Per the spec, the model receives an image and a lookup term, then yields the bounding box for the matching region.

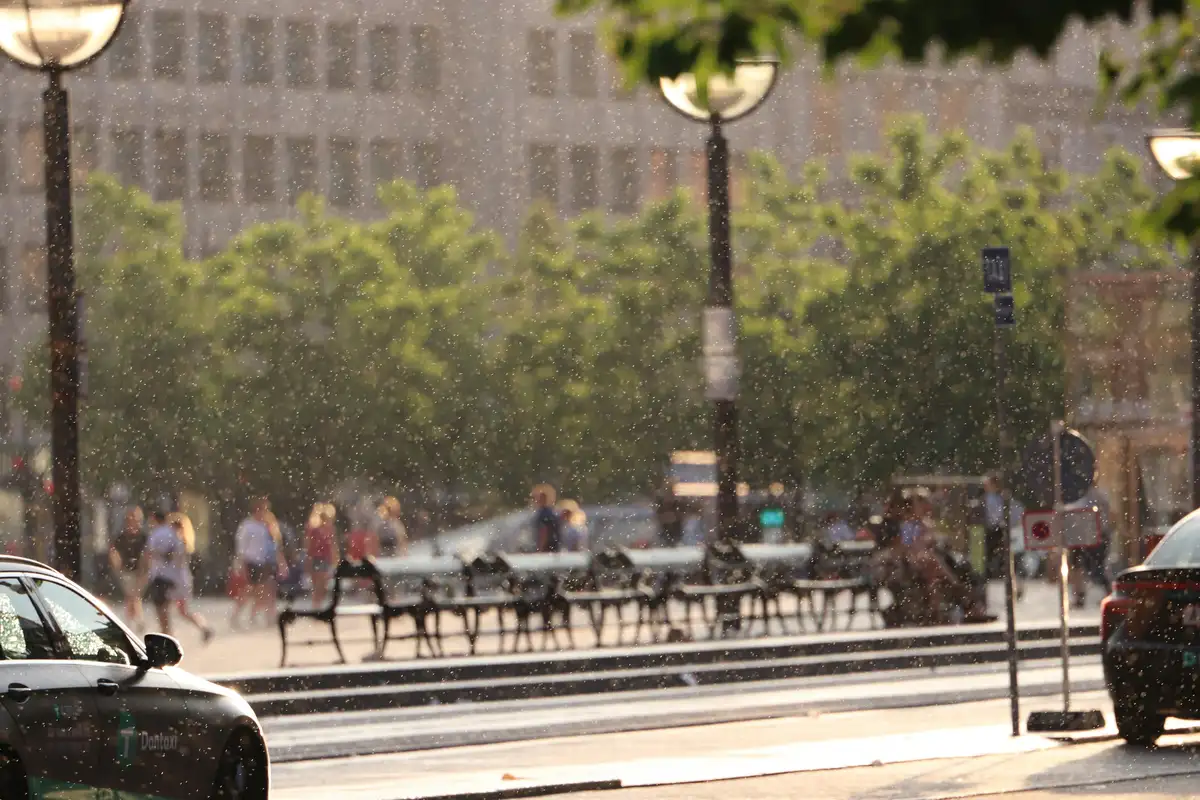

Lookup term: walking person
[233,497,284,628]
[376,496,409,557]
[558,499,589,552]
[108,507,146,633]
[655,482,684,547]
[982,475,1007,581]
[531,484,562,553]
[305,503,339,609]
[142,511,213,640]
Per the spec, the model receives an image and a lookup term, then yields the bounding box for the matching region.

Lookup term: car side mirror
[143,633,183,668]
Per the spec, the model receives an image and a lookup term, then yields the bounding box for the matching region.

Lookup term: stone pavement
[117,577,1100,677]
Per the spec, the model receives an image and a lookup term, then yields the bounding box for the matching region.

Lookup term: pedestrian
[163,512,214,640]
[108,506,146,632]
[233,497,283,628]
[982,475,1007,581]
[142,511,214,641]
[557,499,589,552]
[375,496,409,557]
[655,481,684,547]
[305,503,339,609]
[531,484,562,553]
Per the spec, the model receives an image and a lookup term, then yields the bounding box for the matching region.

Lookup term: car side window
[0,579,55,660]
[33,580,134,666]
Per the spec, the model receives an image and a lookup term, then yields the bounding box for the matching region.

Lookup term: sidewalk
[128,577,1100,677]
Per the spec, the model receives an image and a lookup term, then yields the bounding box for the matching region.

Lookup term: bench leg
[329,618,346,664]
[278,617,289,668]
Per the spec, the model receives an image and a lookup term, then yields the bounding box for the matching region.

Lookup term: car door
[0,576,102,797]
[30,577,192,800]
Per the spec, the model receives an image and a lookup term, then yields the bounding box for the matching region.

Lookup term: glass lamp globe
[659,58,780,123]
[0,0,128,70]
[1148,130,1200,181]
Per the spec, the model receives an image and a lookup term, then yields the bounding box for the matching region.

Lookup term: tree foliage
[16,122,1170,520]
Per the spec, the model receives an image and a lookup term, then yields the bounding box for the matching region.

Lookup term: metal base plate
[1026,709,1107,733]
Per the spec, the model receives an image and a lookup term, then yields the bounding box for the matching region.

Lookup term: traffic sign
[1017,428,1095,509]
[983,247,1013,294]
[1023,510,1058,551]
[1021,508,1102,551]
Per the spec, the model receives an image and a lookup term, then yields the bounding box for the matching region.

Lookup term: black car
[1103,509,1200,746]
[0,555,268,799]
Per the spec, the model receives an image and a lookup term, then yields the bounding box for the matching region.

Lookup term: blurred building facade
[1065,271,1192,565]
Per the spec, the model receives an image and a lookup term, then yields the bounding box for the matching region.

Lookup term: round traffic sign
[1017,428,1096,509]
[1031,520,1053,542]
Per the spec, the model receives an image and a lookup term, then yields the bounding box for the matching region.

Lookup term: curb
[395,781,623,800]
[267,673,1109,763]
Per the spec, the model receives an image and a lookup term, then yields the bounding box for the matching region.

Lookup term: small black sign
[994,294,1015,327]
[983,247,1012,294]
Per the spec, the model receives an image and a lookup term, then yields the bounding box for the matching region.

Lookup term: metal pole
[43,70,82,581]
[707,115,738,544]
[995,316,1020,737]
[1191,251,1200,510]
[1052,419,1069,712]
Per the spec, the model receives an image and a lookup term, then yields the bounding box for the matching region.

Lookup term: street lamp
[1147,129,1200,511]
[0,0,130,579]
[659,58,779,543]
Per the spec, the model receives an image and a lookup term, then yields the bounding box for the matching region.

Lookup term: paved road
[271,684,1161,799]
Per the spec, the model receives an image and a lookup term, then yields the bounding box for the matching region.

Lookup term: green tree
[18,175,217,498]
[744,119,1170,490]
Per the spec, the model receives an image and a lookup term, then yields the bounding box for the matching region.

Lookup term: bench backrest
[330,558,387,608]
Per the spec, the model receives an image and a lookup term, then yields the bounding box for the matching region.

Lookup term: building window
[369,138,403,200]
[198,13,230,84]
[368,25,399,93]
[568,32,597,98]
[111,128,144,189]
[649,147,678,199]
[19,124,43,192]
[329,138,359,208]
[152,10,186,81]
[286,137,318,204]
[569,145,599,212]
[327,22,357,90]
[284,20,317,88]
[528,144,558,205]
[413,140,441,190]
[244,135,276,204]
[242,16,274,86]
[198,133,231,202]
[527,29,556,97]
[611,147,639,213]
[153,130,186,202]
[107,12,139,78]
[412,25,440,93]
[20,245,44,311]
[72,126,99,184]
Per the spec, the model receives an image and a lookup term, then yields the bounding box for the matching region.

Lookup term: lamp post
[659,59,779,543]
[0,0,130,579]
[1147,129,1200,511]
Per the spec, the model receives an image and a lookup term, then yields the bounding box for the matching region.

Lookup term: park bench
[372,554,459,659]
[501,552,589,651]
[668,542,767,639]
[277,559,387,667]
[556,548,653,647]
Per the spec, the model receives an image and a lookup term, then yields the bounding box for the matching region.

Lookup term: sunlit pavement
[126,578,1101,676]
[265,689,1200,800]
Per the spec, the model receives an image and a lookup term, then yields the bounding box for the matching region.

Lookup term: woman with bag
[143,511,213,640]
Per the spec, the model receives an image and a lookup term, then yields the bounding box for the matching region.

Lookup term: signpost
[1025,420,1106,734]
[984,246,1020,738]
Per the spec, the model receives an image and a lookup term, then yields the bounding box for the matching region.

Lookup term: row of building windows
[525,144,747,215]
[98,12,441,94]
[526,28,631,100]
[0,124,442,209]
